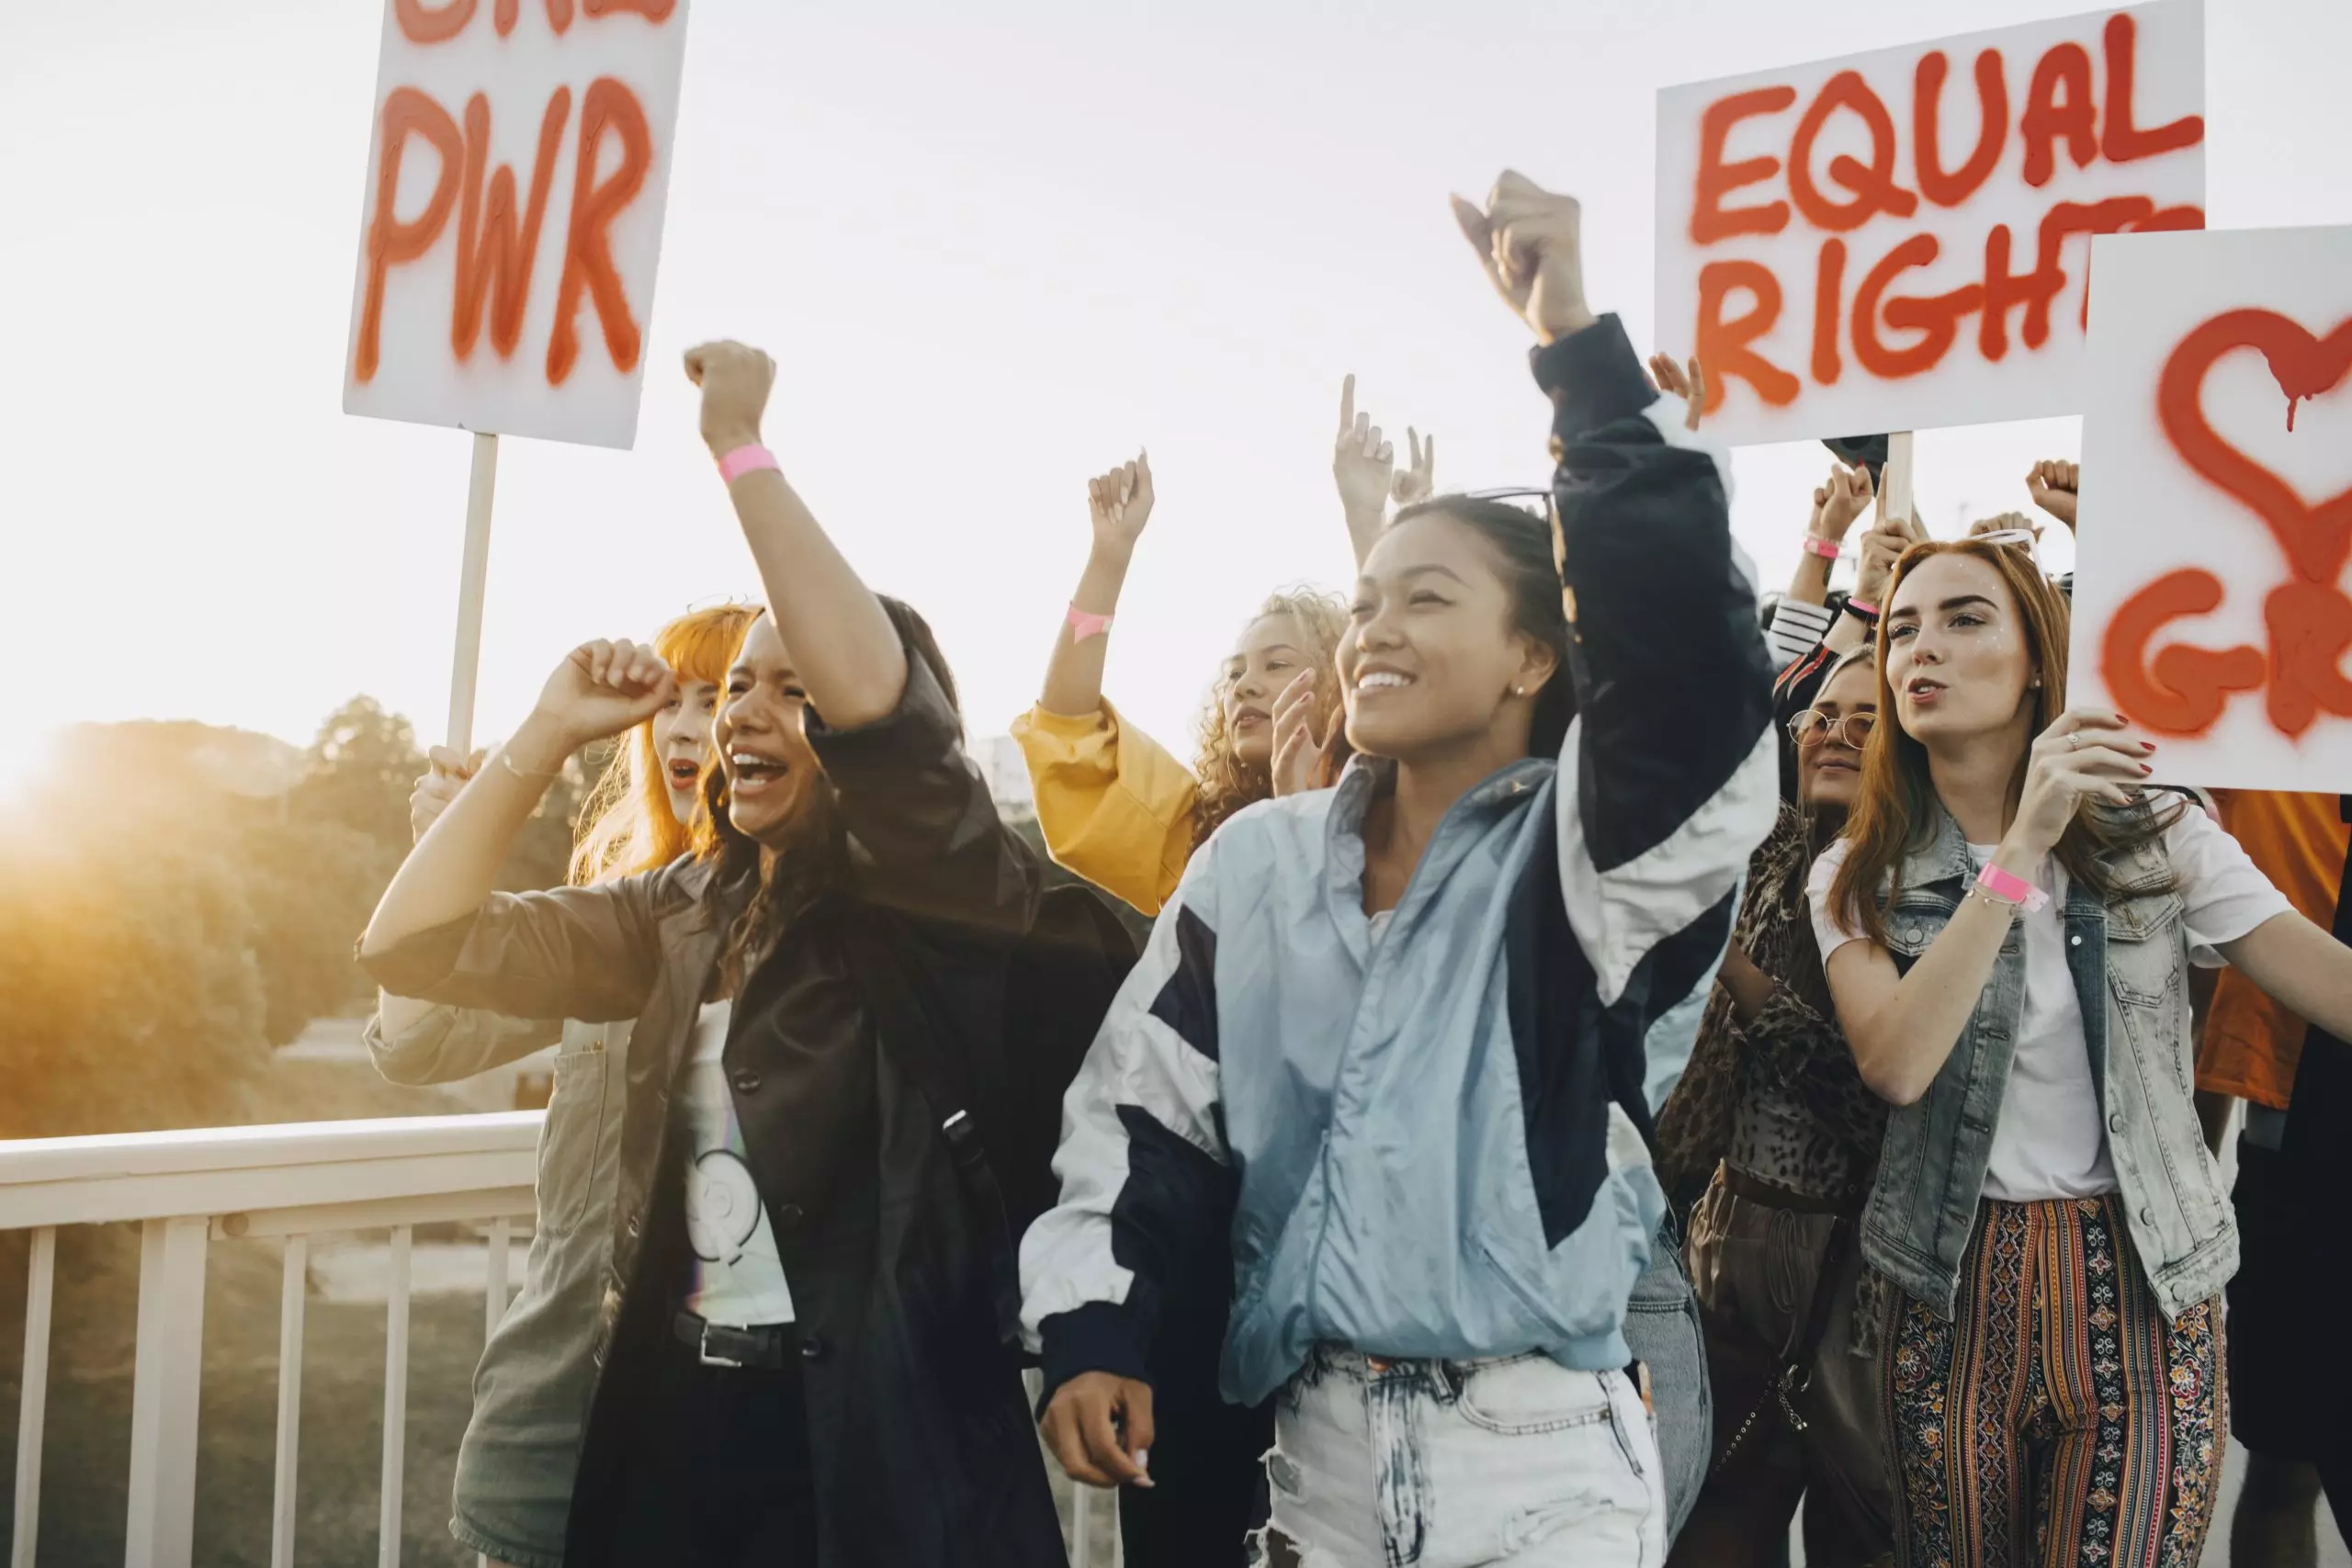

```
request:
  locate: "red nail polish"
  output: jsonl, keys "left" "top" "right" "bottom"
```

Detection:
{"left": 2140, "top": 762, "right": 2153, "bottom": 774}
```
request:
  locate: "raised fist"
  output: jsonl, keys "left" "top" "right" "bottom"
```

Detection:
{"left": 683, "top": 341, "right": 776, "bottom": 457}
{"left": 531, "top": 639, "right": 677, "bottom": 751}
{"left": 1087, "top": 452, "right": 1155, "bottom": 557}
{"left": 1450, "top": 172, "right": 1596, "bottom": 344}
{"left": 2026, "top": 460, "right": 2078, "bottom": 531}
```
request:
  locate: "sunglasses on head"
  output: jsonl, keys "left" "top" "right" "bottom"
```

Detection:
{"left": 1788, "top": 709, "right": 1877, "bottom": 749}
{"left": 1972, "top": 528, "right": 2039, "bottom": 552}
{"left": 1456, "top": 486, "right": 1555, "bottom": 519}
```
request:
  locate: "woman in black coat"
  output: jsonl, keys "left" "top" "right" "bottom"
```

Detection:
{"left": 362, "top": 343, "right": 1071, "bottom": 1568}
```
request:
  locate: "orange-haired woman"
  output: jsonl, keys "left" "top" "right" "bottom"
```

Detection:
{"left": 1806, "top": 537, "right": 2352, "bottom": 1565}
{"left": 366, "top": 600, "right": 756, "bottom": 1568}
{"left": 1015, "top": 393, "right": 1427, "bottom": 916}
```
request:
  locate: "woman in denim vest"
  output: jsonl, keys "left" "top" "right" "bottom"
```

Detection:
{"left": 366, "top": 601, "right": 754, "bottom": 1568}
{"left": 1807, "top": 537, "right": 2352, "bottom": 1565}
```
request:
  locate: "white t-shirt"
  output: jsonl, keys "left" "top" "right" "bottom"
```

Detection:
{"left": 1806, "top": 810, "right": 2291, "bottom": 1202}
{"left": 680, "top": 1000, "right": 796, "bottom": 1325}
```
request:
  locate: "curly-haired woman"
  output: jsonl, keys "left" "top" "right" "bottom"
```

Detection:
{"left": 1013, "top": 387, "right": 1430, "bottom": 918}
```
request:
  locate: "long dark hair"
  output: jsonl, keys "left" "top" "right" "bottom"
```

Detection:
{"left": 699, "top": 596, "right": 962, "bottom": 994}
{"left": 1389, "top": 495, "right": 1577, "bottom": 758}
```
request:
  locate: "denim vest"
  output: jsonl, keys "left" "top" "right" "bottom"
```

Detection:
{"left": 1860, "top": 809, "right": 2236, "bottom": 1320}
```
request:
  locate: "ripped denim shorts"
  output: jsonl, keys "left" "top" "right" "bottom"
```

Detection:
{"left": 1250, "top": 1346, "right": 1664, "bottom": 1568}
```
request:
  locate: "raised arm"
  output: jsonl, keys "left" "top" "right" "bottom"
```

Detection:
{"left": 686, "top": 342, "right": 908, "bottom": 730}
{"left": 1788, "top": 464, "right": 1872, "bottom": 609}
{"left": 1452, "top": 173, "right": 1776, "bottom": 1007}
{"left": 1332, "top": 375, "right": 1434, "bottom": 569}
{"left": 363, "top": 640, "right": 670, "bottom": 960}
{"left": 2027, "top": 459, "right": 2079, "bottom": 536}
{"left": 1820, "top": 516, "right": 1912, "bottom": 658}
{"left": 1039, "top": 454, "right": 1155, "bottom": 720}
{"left": 358, "top": 639, "right": 677, "bottom": 1021}
{"left": 373, "top": 747, "right": 560, "bottom": 1077}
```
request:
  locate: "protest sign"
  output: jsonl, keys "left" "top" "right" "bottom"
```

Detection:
{"left": 1657, "top": 0, "right": 2203, "bottom": 446}
{"left": 2071, "top": 225, "right": 2352, "bottom": 792}
{"left": 342, "top": 0, "right": 693, "bottom": 450}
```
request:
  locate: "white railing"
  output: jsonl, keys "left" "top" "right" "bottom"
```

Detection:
{"left": 0, "top": 1113, "right": 539, "bottom": 1568}
{"left": 1, "top": 1114, "right": 1122, "bottom": 1568}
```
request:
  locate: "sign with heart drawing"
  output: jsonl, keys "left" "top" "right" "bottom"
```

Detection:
{"left": 2072, "top": 225, "right": 2352, "bottom": 790}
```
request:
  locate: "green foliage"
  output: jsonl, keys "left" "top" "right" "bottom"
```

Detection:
{"left": 0, "top": 699, "right": 588, "bottom": 1138}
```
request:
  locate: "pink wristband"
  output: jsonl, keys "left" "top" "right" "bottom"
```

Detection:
{"left": 1066, "top": 605, "right": 1114, "bottom": 642}
{"left": 716, "top": 445, "right": 780, "bottom": 483}
{"left": 1974, "top": 862, "right": 2050, "bottom": 913}
{"left": 1802, "top": 535, "right": 1842, "bottom": 560}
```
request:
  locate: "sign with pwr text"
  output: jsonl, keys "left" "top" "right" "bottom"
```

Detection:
{"left": 1656, "top": 0, "right": 2203, "bottom": 446}
{"left": 342, "top": 0, "right": 692, "bottom": 449}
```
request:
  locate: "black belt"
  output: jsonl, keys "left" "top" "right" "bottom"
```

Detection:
{"left": 673, "top": 1310, "right": 797, "bottom": 1370}
{"left": 1719, "top": 1160, "right": 1864, "bottom": 1220}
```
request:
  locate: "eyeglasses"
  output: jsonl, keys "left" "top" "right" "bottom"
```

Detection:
{"left": 1788, "top": 709, "right": 1877, "bottom": 749}
{"left": 1972, "top": 528, "right": 2039, "bottom": 552}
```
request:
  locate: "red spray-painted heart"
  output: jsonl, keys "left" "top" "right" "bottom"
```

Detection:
{"left": 2155, "top": 309, "right": 2352, "bottom": 586}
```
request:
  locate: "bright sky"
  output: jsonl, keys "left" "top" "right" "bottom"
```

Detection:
{"left": 5, "top": 0, "right": 2347, "bottom": 783}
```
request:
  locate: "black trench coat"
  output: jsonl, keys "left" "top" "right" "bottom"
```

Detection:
{"left": 365, "top": 659, "right": 1068, "bottom": 1568}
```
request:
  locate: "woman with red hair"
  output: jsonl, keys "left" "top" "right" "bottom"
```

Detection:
{"left": 1810, "top": 536, "right": 2352, "bottom": 1564}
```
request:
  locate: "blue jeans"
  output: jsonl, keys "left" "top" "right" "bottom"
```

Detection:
{"left": 1623, "top": 1220, "right": 1711, "bottom": 1545}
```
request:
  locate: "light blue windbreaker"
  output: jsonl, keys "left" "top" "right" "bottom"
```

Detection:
{"left": 1019, "top": 314, "right": 1781, "bottom": 1407}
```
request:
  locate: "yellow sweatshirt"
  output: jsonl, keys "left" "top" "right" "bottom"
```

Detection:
{"left": 1010, "top": 699, "right": 1198, "bottom": 916}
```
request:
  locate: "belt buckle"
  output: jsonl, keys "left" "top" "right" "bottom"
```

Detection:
{"left": 698, "top": 1322, "right": 745, "bottom": 1369}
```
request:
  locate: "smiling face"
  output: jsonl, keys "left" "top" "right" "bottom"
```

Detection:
{"left": 1796, "top": 657, "right": 1878, "bottom": 812}
{"left": 650, "top": 677, "right": 721, "bottom": 826}
{"left": 1337, "top": 512, "right": 1555, "bottom": 763}
{"left": 1883, "top": 551, "right": 2039, "bottom": 750}
{"left": 1216, "top": 613, "right": 1313, "bottom": 767}
{"left": 715, "top": 615, "right": 827, "bottom": 845}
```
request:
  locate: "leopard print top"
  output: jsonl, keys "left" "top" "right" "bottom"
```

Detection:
{"left": 1655, "top": 805, "right": 1887, "bottom": 1213}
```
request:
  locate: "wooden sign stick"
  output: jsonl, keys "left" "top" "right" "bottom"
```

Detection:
{"left": 444, "top": 432, "right": 500, "bottom": 757}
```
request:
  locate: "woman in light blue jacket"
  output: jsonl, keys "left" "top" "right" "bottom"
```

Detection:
{"left": 367, "top": 602, "right": 754, "bottom": 1568}
{"left": 1022, "top": 175, "right": 1780, "bottom": 1567}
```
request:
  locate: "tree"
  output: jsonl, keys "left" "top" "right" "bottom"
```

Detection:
{"left": 290, "top": 696, "right": 424, "bottom": 853}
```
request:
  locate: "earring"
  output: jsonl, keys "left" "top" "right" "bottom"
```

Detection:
{"left": 1512, "top": 685, "right": 1525, "bottom": 697}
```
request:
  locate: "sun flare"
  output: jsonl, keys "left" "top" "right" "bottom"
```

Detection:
{"left": 0, "top": 728, "right": 61, "bottom": 805}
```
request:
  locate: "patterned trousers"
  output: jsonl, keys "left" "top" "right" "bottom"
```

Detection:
{"left": 1884, "top": 1194, "right": 2225, "bottom": 1568}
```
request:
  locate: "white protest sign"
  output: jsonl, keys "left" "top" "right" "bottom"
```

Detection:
{"left": 2070, "top": 225, "right": 2352, "bottom": 792}
{"left": 1656, "top": 0, "right": 2203, "bottom": 446}
{"left": 343, "top": 0, "right": 692, "bottom": 450}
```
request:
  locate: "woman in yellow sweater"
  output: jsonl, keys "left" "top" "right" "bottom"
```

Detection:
{"left": 1014, "top": 382, "right": 1428, "bottom": 914}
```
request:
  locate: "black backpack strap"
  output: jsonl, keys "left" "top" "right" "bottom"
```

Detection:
{"left": 839, "top": 908, "right": 1026, "bottom": 1348}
